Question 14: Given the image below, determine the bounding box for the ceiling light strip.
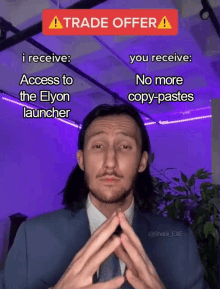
[145,115,212,126]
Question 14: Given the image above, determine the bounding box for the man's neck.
[88,192,134,218]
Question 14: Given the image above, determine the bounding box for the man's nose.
[103,148,118,169]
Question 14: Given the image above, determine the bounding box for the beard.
[84,170,138,205]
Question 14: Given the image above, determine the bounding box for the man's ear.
[76,150,84,171]
[138,151,148,173]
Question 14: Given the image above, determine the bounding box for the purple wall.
[148,118,212,178]
[0,96,78,267]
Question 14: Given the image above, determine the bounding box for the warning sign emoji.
[49,16,63,29]
[157,16,172,29]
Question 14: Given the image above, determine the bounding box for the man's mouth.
[100,178,119,182]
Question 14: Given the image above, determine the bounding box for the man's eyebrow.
[87,130,136,141]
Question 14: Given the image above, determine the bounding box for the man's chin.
[89,189,130,204]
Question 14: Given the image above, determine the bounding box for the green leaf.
[191,194,200,202]
[165,193,176,201]
[195,208,210,222]
[210,198,220,211]
[203,221,215,238]
[163,182,171,189]
[179,202,185,220]
[176,195,190,200]
[175,199,181,210]
[173,177,180,182]
[189,208,196,221]
[157,182,164,189]
[200,182,213,191]
[198,226,204,239]
[198,173,212,180]
[181,172,188,183]
[196,216,204,224]
[188,174,195,187]
[195,168,205,177]
[167,205,177,219]
[213,223,219,231]
[212,228,219,245]
[173,186,186,192]
[185,185,193,193]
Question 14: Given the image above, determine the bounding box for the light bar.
[144,106,211,120]
[2,94,212,129]
[2,97,35,110]
[144,121,156,126]
[160,115,212,124]
[173,106,211,115]
[144,115,212,126]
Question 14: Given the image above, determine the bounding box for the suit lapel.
[40,207,92,287]
[69,207,92,252]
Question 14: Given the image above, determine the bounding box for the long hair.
[59,104,156,213]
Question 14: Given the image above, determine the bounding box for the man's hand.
[53,211,125,289]
[114,239,139,278]
[117,210,166,289]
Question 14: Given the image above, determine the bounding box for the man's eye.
[92,145,131,149]
[92,145,102,149]
[121,145,131,149]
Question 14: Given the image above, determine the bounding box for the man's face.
[77,114,148,206]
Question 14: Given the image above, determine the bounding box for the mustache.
[97,172,123,178]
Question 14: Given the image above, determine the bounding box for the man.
[1,104,209,289]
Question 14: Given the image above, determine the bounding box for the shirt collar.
[86,193,134,234]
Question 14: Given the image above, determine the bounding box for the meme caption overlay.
[42,9,178,36]
[20,52,193,119]
[19,8,193,119]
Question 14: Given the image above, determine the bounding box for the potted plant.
[149,153,219,289]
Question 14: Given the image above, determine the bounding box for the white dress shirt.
[86,193,135,277]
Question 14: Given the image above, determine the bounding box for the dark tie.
[97,253,122,282]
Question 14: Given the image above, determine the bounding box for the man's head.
[61,104,155,213]
[77,113,148,213]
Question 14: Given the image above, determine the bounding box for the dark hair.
[59,104,155,213]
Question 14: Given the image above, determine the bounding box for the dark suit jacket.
[1,205,209,289]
